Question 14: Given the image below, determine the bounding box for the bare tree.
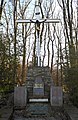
[57,0,77,67]
[0,0,4,19]
[17,0,32,83]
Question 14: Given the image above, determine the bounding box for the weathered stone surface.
[14,86,27,107]
[13,102,70,120]
[50,86,63,106]
[14,117,56,120]
[33,77,44,96]
[26,67,53,99]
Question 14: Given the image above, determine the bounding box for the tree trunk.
[32,25,36,66]
[13,0,17,84]
[0,0,4,19]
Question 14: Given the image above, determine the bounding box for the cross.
[16,2,60,66]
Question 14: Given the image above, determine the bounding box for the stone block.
[14,86,27,107]
[33,88,44,95]
[50,86,63,106]
[33,77,44,96]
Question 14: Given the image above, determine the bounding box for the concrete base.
[14,86,27,107]
[50,86,63,106]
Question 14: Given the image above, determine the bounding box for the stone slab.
[14,117,56,120]
[33,77,44,96]
[14,86,27,107]
[50,86,63,106]
[14,118,56,120]
[33,88,44,95]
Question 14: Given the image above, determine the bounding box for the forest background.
[0,0,78,107]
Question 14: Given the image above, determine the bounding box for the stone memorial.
[33,76,44,96]
[50,86,63,106]
[14,86,27,108]
[26,67,52,100]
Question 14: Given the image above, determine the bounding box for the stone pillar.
[14,86,27,108]
[50,86,63,106]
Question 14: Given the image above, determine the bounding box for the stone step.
[24,103,51,117]
[29,98,48,102]
[14,117,56,120]
[28,95,49,99]
[13,103,71,120]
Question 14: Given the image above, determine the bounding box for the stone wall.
[25,66,53,99]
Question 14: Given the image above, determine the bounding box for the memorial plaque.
[50,86,63,106]
[14,86,27,107]
[33,77,44,95]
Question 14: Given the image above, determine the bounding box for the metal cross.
[16,3,60,66]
